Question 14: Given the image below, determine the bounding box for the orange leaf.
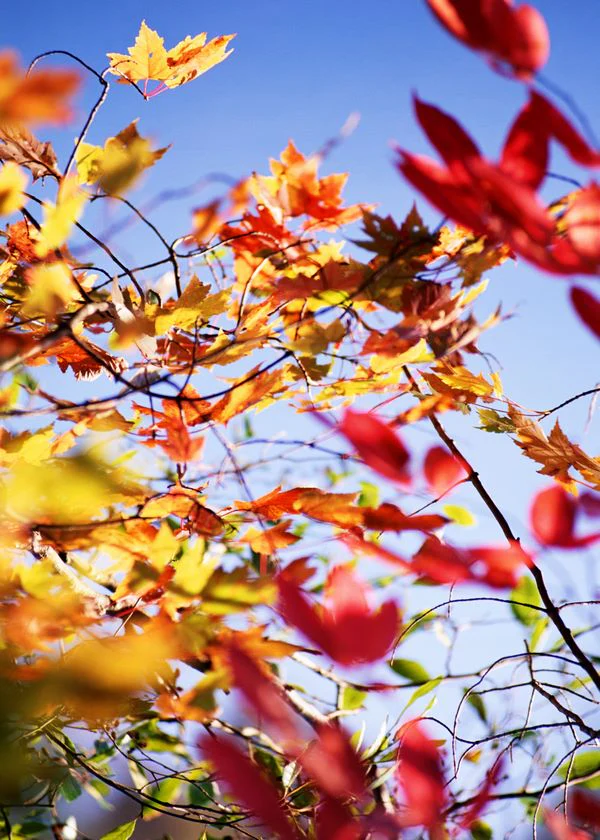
[0,51,79,125]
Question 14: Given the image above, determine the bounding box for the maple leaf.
[107,21,235,93]
[199,735,300,840]
[459,757,504,830]
[395,720,447,830]
[0,51,79,125]
[234,486,364,529]
[300,723,368,800]
[0,122,59,183]
[21,263,79,318]
[0,161,27,215]
[423,445,468,495]
[152,274,230,335]
[509,408,600,492]
[210,365,290,426]
[529,485,600,549]
[241,520,300,555]
[46,336,127,381]
[34,175,88,258]
[225,642,299,743]
[396,95,600,276]
[426,0,549,79]
[76,120,169,195]
[277,563,400,666]
[335,408,412,485]
[571,286,600,341]
[347,533,530,589]
[250,140,367,231]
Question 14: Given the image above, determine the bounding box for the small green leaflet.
[401,677,442,716]
[389,658,431,683]
[510,576,542,627]
[100,820,137,840]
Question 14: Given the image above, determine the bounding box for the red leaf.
[414,97,481,175]
[300,724,367,800]
[423,445,467,496]
[571,789,600,831]
[564,186,600,268]
[277,564,401,666]
[395,720,447,829]
[530,92,600,169]
[530,485,600,549]
[571,287,600,341]
[500,96,548,190]
[348,534,530,589]
[426,0,549,79]
[336,409,411,485]
[226,643,299,743]
[362,502,448,533]
[316,797,363,840]
[545,809,593,840]
[199,735,300,840]
[459,757,504,829]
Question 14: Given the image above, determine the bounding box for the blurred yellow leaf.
[22,262,80,317]
[76,120,169,195]
[34,175,87,257]
[0,161,26,214]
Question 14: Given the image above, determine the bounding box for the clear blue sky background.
[3,0,599,571]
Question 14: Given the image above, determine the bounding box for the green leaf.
[59,773,82,802]
[510,576,542,627]
[471,820,493,840]
[530,617,549,651]
[401,677,442,715]
[390,658,431,683]
[100,820,137,840]
[340,685,367,710]
[442,504,476,526]
[466,692,488,723]
[188,778,215,807]
[358,481,379,508]
[477,408,516,433]
[558,750,600,788]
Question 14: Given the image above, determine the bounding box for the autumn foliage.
[1,7,600,840]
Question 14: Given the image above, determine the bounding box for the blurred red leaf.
[336,408,411,484]
[300,723,367,800]
[530,485,600,548]
[459,757,504,829]
[571,286,600,341]
[426,0,549,79]
[395,720,447,829]
[277,564,400,666]
[423,445,467,495]
[199,734,300,840]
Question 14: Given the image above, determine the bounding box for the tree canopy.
[1,4,600,838]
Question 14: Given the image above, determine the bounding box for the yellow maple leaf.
[164,32,236,89]
[34,175,87,257]
[22,262,80,317]
[0,161,27,215]
[107,21,170,83]
[76,120,169,195]
[422,361,500,405]
[153,275,230,335]
[107,21,235,92]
